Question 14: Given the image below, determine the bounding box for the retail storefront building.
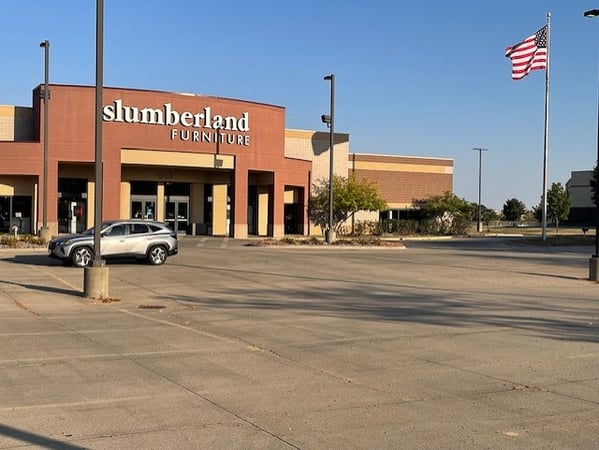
[0,85,453,238]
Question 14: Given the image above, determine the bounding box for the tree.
[479,205,499,225]
[309,175,387,233]
[532,202,542,222]
[532,183,572,232]
[414,191,475,234]
[502,198,526,222]
[546,182,571,232]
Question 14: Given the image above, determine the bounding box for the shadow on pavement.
[4,254,62,266]
[0,423,87,449]
[5,254,144,267]
[0,279,81,296]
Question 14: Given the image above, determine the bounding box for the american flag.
[505,25,548,80]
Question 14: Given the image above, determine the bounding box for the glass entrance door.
[165,183,190,234]
[165,196,189,233]
[131,196,156,221]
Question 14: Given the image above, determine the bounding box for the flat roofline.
[34,83,285,110]
[351,152,453,162]
[285,128,349,137]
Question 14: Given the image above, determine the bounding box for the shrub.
[0,234,47,248]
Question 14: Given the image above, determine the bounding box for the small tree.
[309,175,387,234]
[546,182,571,232]
[532,183,571,232]
[414,192,475,234]
[476,204,499,226]
[502,198,526,223]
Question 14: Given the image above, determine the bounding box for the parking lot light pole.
[323,74,335,244]
[584,8,599,281]
[39,40,51,242]
[84,0,109,299]
[473,147,488,233]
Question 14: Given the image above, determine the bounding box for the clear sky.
[2,1,599,210]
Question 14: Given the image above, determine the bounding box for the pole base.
[83,265,109,299]
[39,226,52,243]
[325,230,336,244]
[589,256,599,282]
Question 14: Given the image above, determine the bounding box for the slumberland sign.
[102,99,250,146]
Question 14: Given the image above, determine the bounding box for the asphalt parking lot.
[0,236,598,449]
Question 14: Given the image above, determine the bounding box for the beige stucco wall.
[156,183,165,221]
[121,149,234,170]
[0,105,33,141]
[190,183,204,225]
[212,184,228,235]
[285,129,349,186]
[258,187,269,236]
[0,176,36,196]
[87,181,95,228]
[120,181,131,219]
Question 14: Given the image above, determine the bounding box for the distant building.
[566,170,594,225]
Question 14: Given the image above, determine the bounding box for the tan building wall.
[285,132,454,234]
[349,153,453,208]
[0,105,33,141]
[285,129,349,183]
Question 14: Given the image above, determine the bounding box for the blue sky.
[2,1,599,210]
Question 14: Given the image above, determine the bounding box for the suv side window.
[130,223,149,234]
[104,224,127,236]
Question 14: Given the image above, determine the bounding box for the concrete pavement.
[0,236,598,449]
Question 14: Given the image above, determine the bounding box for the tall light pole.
[39,40,51,241]
[473,147,488,233]
[322,74,335,244]
[584,9,599,281]
[84,0,109,299]
[93,0,104,268]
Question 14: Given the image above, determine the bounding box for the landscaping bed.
[0,234,47,249]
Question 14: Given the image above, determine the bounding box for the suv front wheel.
[71,246,93,268]
[147,245,167,265]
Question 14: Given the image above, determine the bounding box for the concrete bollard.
[83,265,109,299]
[589,256,599,282]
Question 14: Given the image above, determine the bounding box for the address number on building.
[158,172,174,180]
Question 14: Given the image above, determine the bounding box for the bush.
[382,219,421,235]
[0,234,47,248]
[353,221,382,236]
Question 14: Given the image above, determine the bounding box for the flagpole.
[541,12,551,241]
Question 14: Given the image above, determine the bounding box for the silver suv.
[48,219,178,267]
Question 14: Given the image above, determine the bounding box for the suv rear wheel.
[71,246,93,268]
[147,245,167,265]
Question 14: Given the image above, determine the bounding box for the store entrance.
[0,195,32,234]
[165,183,190,234]
[165,197,189,233]
[247,185,257,235]
[58,178,87,234]
[131,196,156,220]
[130,181,158,221]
